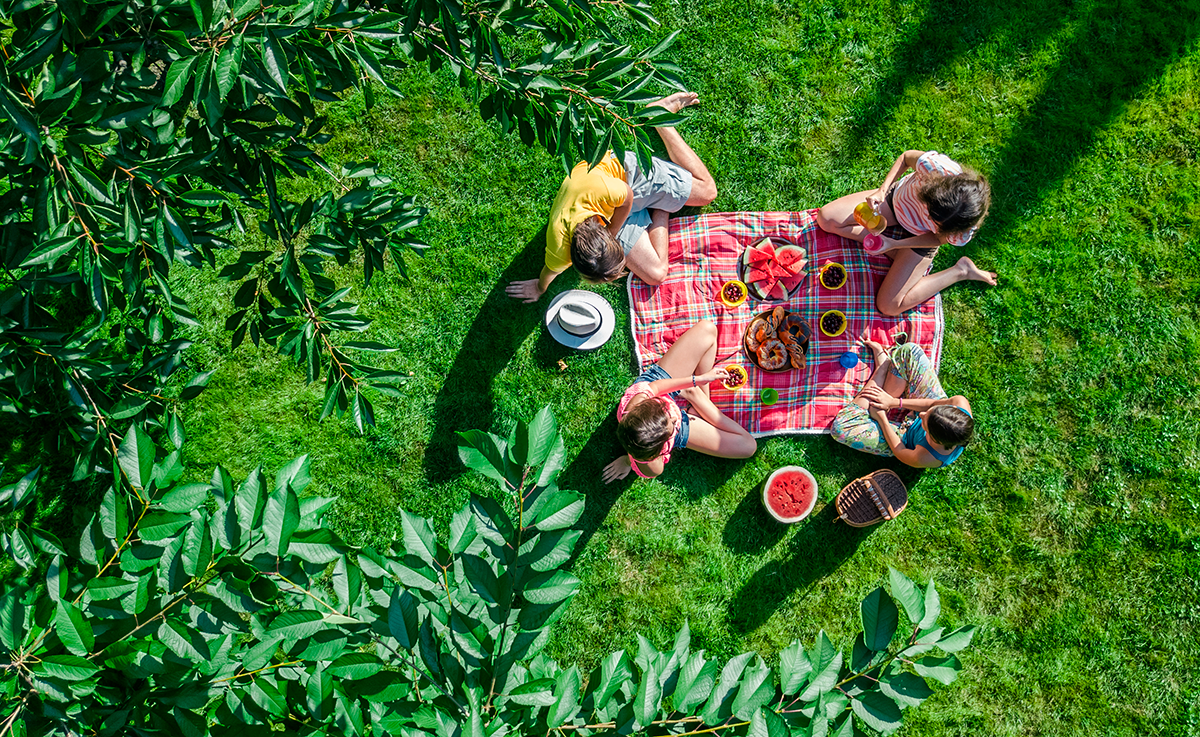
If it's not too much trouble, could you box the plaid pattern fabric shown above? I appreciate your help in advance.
[626,210,944,437]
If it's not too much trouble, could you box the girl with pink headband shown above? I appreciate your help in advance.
[603,320,757,483]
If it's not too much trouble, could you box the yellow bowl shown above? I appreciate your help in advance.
[719,279,748,308]
[722,364,749,391]
[819,262,847,290]
[819,310,847,337]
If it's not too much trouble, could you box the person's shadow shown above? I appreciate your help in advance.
[725,441,924,632]
[422,227,578,484]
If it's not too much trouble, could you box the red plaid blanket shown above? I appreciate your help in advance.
[626,210,943,436]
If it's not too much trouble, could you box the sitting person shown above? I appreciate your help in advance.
[830,339,974,468]
[816,149,998,316]
[506,91,718,302]
[603,320,757,482]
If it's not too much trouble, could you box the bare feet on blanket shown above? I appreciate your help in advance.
[956,256,998,286]
[648,91,700,113]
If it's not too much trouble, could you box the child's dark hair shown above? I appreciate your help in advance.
[919,171,990,237]
[570,216,626,283]
[926,405,974,449]
[617,400,672,462]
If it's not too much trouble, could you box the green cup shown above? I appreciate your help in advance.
[760,388,779,406]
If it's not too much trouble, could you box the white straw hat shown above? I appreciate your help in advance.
[545,290,616,350]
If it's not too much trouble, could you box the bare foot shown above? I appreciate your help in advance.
[957,256,998,286]
[648,91,700,114]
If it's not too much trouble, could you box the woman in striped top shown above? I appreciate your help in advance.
[816,150,998,316]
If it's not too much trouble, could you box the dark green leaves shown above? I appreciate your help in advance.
[118,425,155,490]
[263,482,300,557]
[861,587,900,651]
[55,602,94,656]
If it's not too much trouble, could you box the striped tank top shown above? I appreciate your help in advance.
[890,151,976,247]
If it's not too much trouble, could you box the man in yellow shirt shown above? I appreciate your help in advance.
[506,91,718,302]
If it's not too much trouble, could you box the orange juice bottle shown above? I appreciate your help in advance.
[853,201,885,234]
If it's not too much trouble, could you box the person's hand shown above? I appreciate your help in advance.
[506,278,545,303]
[861,384,897,412]
[695,367,730,386]
[602,456,632,483]
[866,188,887,212]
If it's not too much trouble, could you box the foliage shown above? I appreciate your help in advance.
[0,407,973,736]
[0,0,690,469]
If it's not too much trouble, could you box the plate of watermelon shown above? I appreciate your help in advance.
[762,466,818,523]
[738,237,808,302]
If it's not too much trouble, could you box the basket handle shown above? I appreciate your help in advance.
[866,478,897,520]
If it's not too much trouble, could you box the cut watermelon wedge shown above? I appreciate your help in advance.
[746,267,771,284]
[775,245,807,270]
[766,281,789,300]
[780,271,806,292]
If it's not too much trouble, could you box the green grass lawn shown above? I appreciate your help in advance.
[168,0,1200,733]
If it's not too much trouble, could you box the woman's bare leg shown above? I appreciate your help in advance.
[816,189,897,240]
[877,253,998,317]
[647,92,718,206]
[656,320,718,385]
[623,209,670,285]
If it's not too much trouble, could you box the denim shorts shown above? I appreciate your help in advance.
[616,150,693,255]
[635,363,691,450]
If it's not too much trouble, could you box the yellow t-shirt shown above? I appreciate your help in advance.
[544,153,628,273]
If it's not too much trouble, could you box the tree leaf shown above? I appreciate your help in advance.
[274,455,313,496]
[19,236,81,268]
[592,650,632,710]
[56,602,94,656]
[861,587,899,651]
[328,652,382,680]
[162,55,197,106]
[400,509,439,567]
[268,610,325,641]
[181,512,212,576]
[139,511,191,542]
[700,652,752,724]
[159,617,210,661]
[263,31,288,90]
[216,35,244,100]
[888,567,924,624]
[263,482,300,557]
[387,587,419,648]
[509,677,557,706]
[522,570,579,604]
[549,665,581,726]
[525,406,558,468]
[748,706,788,737]
[118,424,155,490]
[99,486,128,541]
[919,579,941,630]
[159,483,210,513]
[462,555,502,604]
[86,576,137,600]
[674,652,717,712]
[6,466,40,512]
[448,505,477,555]
[851,690,902,733]
[456,430,509,487]
[38,654,98,682]
[880,671,934,708]
[634,668,663,728]
[9,528,34,569]
[912,655,959,685]
[800,631,843,701]
[936,625,977,653]
[732,659,775,720]
[533,490,584,531]
[779,639,811,695]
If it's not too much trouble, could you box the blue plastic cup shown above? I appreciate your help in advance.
[838,352,859,369]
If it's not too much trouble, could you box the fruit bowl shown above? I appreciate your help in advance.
[719,280,748,308]
[722,364,748,390]
[819,309,847,337]
[738,237,808,302]
[743,308,809,373]
[762,466,818,523]
[819,262,847,290]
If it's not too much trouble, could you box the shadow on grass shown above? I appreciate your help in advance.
[421,227,570,485]
[725,442,925,629]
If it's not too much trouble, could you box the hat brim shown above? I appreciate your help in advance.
[545,290,616,350]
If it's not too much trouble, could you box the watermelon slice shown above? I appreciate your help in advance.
[746,267,771,284]
[780,271,806,292]
[776,245,806,269]
[766,281,788,301]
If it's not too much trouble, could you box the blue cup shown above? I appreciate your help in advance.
[838,352,859,369]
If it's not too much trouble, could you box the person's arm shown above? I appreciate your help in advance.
[867,149,926,211]
[869,406,940,468]
[684,390,748,435]
[602,454,664,483]
[645,367,729,398]
[862,386,966,415]
[506,265,564,303]
[606,181,634,236]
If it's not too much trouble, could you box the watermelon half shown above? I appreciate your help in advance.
[762,466,818,523]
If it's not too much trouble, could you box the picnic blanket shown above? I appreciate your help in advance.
[626,210,943,437]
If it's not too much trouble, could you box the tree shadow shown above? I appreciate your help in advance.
[421,227,571,485]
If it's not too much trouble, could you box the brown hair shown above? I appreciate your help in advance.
[617,400,672,462]
[926,405,974,449]
[918,171,990,238]
[570,216,626,283]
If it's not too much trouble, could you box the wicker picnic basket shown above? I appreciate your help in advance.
[834,470,908,527]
